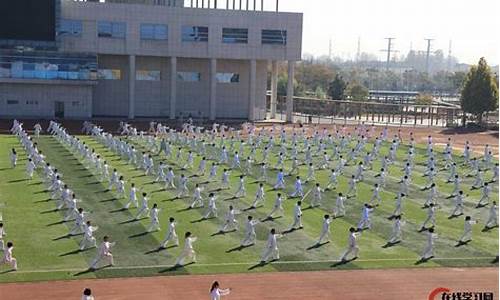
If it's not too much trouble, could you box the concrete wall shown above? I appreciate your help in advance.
[135,56,170,117]
[92,54,129,117]
[0,80,93,118]
[60,1,302,61]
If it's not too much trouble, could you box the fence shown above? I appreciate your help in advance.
[267,96,464,127]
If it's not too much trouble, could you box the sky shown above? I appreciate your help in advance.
[271,0,499,65]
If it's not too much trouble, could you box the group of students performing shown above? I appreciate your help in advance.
[1,119,498,272]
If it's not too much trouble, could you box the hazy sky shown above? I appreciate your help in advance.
[273,0,499,65]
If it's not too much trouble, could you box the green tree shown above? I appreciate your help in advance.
[347,83,369,101]
[460,57,499,125]
[328,74,347,100]
[415,93,433,105]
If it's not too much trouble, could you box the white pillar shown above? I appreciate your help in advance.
[270,60,278,119]
[169,56,177,120]
[128,55,136,119]
[286,60,295,122]
[248,59,257,121]
[209,58,217,120]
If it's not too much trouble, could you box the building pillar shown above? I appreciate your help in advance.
[209,58,217,120]
[128,55,136,119]
[248,59,257,121]
[270,60,278,119]
[286,60,295,122]
[170,56,177,120]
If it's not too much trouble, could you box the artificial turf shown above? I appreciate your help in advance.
[0,128,497,283]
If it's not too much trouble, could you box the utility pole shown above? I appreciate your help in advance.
[447,40,452,72]
[424,38,434,73]
[356,36,361,62]
[380,37,396,71]
[329,38,332,60]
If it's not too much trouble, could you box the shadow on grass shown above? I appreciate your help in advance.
[382,241,401,248]
[158,261,195,273]
[211,229,237,236]
[306,241,329,250]
[129,231,150,238]
[331,257,357,268]
[145,244,177,255]
[226,244,254,253]
[415,256,434,265]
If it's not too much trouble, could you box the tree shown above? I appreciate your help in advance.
[460,57,499,125]
[347,83,369,101]
[415,93,433,105]
[328,74,347,100]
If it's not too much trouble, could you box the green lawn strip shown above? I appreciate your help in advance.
[34,136,172,276]
[0,135,93,283]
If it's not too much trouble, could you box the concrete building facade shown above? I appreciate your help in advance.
[0,0,302,121]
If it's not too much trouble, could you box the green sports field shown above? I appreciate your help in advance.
[0,128,497,283]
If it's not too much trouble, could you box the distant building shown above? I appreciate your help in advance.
[0,0,303,120]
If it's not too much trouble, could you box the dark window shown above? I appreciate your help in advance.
[98,21,126,39]
[181,26,208,42]
[222,28,248,44]
[140,24,167,40]
[262,29,287,45]
[58,19,83,37]
[7,100,19,105]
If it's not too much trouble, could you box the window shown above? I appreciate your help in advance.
[26,100,39,105]
[136,70,161,81]
[97,69,121,80]
[140,24,167,40]
[72,101,80,107]
[181,26,208,42]
[58,19,83,37]
[262,29,287,45]
[177,72,201,82]
[222,28,248,44]
[98,21,126,39]
[7,100,19,105]
[216,73,240,83]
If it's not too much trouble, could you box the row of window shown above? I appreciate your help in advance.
[58,19,287,45]
[98,69,240,83]
[6,100,81,107]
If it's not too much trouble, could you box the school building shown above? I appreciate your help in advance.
[0,0,303,121]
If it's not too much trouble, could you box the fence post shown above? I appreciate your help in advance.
[414,106,417,126]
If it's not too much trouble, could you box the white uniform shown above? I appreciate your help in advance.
[135,196,150,219]
[459,219,477,242]
[241,219,259,246]
[210,288,231,300]
[175,237,197,265]
[334,195,346,217]
[219,208,238,232]
[260,233,281,262]
[0,227,5,250]
[147,207,161,232]
[190,187,204,208]
[161,222,179,248]
[289,203,303,230]
[291,179,304,198]
[274,171,285,190]
[421,206,436,229]
[80,224,98,250]
[1,246,17,270]
[421,231,437,259]
[204,196,218,219]
[485,204,498,228]
[90,241,115,269]
[340,231,359,261]
[252,185,265,208]
[388,219,403,243]
[316,218,332,244]
[125,186,138,209]
[357,206,373,230]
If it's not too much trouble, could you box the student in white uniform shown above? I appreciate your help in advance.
[484,201,498,230]
[190,184,204,209]
[0,223,5,251]
[420,228,437,260]
[0,242,17,271]
[458,216,478,244]
[357,204,374,231]
[26,158,35,179]
[266,193,284,219]
[274,169,286,190]
[420,203,436,230]
[209,281,231,300]
[147,203,161,232]
[288,201,303,231]
[260,228,282,264]
[160,217,179,249]
[450,191,465,217]
[219,205,239,233]
[204,193,218,219]
[90,236,115,270]
[241,215,259,246]
[316,214,332,245]
[124,183,138,209]
[10,149,17,168]
[290,176,304,198]
[175,232,197,266]
[250,183,265,209]
[334,192,346,217]
[477,182,491,208]
[388,215,404,244]
[80,221,98,250]
[340,227,360,262]
[234,175,246,198]
[310,183,323,208]
[135,192,150,220]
